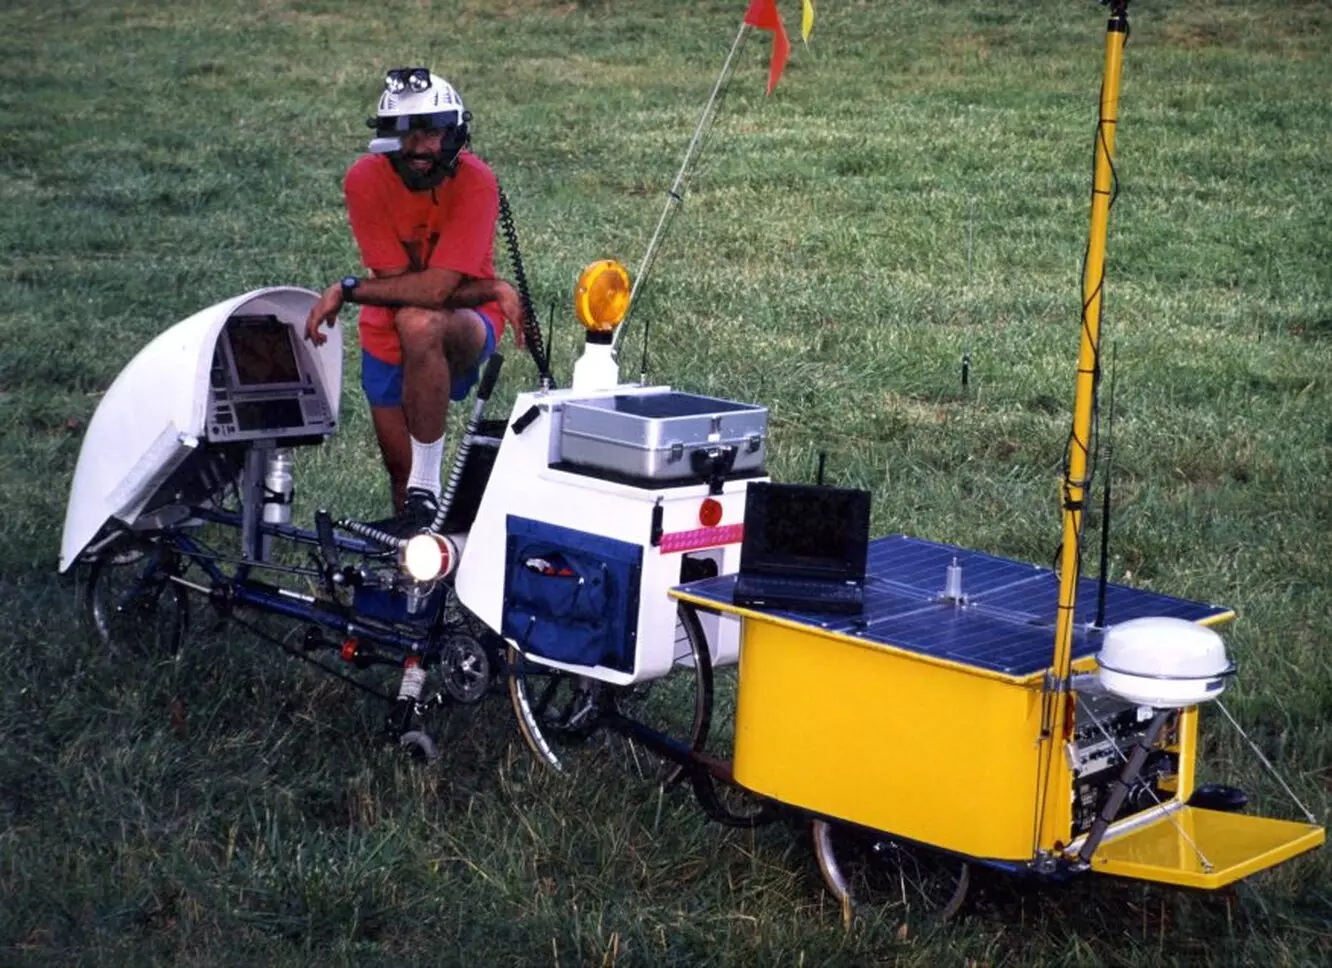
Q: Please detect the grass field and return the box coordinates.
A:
[2,0,1329,964]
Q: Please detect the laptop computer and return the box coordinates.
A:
[733,482,871,614]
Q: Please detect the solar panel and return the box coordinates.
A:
[676,535,1233,677]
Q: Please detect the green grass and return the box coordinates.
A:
[2,0,1330,964]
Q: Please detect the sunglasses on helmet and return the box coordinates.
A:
[371,111,464,135]
[384,67,432,95]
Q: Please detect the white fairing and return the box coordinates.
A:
[59,287,333,571]
[1097,616,1235,708]
[454,382,756,684]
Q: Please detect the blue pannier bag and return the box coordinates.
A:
[502,516,642,671]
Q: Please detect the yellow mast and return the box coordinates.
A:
[1035,0,1130,854]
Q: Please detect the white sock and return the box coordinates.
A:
[406,435,445,497]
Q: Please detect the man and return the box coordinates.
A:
[305,67,526,532]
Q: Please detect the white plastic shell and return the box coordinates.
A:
[59,287,332,572]
[1097,616,1235,708]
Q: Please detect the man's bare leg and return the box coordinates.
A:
[368,405,412,513]
[395,307,489,503]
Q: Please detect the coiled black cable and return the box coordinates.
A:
[497,186,555,387]
[337,518,405,550]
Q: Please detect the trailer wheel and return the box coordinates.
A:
[687,612,779,828]
[508,603,712,787]
[84,545,189,658]
[812,819,971,929]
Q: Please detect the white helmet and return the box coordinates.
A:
[367,67,471,190]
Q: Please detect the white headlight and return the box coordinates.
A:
[402,533,450,582]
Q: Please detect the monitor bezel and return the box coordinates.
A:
[740,482,872,580]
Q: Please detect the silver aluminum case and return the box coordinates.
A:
[558,391,767,482]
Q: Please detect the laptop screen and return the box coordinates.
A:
[740,482,871,579]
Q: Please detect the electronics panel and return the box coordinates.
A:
[207,314,336,443]
[1070,692,1180,836]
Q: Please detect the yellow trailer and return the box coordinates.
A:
[673,538,1322,896]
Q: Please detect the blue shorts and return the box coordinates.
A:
[360,313,496,408]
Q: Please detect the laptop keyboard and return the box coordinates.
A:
[736,575,862,603]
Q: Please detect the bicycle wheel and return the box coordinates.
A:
[693,642,780,828]
[812,819,971,928]
[84,545,190,657]
[508,602,712,786]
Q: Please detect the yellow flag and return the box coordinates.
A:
[801,0,815,42]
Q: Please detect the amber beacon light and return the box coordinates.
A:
[574,259,631,334]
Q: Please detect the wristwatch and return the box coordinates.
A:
[340,275,360,303]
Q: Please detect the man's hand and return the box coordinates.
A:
[304,282,344,346]
[493,280,527,349]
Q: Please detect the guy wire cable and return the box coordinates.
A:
[1215,701,1318,825]
[614,18,755,380]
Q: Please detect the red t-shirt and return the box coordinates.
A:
[344,151,503,364]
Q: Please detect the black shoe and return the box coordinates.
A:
[368,488,439,539]
[400,488,440,534]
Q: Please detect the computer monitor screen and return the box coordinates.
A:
[234,398,306,431]
[762,488,856,562]
[226,315,302,388]
[742,483,871,577]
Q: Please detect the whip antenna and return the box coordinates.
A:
[615,20,754,381]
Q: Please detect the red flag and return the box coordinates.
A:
[744,0,791,96]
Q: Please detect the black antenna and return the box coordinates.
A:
[546,299,557,377]
[1094,343,1118,629]
[638,311,651,385]
[816,451,827,486]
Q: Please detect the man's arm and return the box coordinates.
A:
[349,268,503,312]
[304,266,526,346]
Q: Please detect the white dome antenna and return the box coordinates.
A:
[1097,616,1235,709]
